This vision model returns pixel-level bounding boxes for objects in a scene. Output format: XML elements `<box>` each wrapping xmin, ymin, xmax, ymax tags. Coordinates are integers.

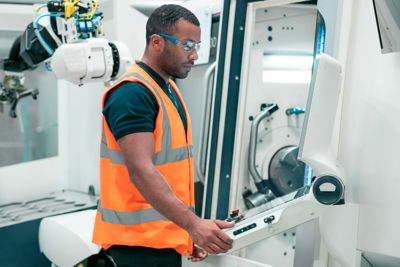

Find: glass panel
<box><xmin>0</xmin><ymin>66</ymin><xmax>58</xmax><ymax>167</ymax></box>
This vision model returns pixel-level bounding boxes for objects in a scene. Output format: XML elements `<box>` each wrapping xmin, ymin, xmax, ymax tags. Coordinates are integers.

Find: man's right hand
<box><xmin>187</xmin><ymin>218</ymin><xmax>234</xmax><ymax>254</ymax></box>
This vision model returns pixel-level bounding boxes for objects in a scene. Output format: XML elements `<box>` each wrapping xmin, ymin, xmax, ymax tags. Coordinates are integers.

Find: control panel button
<box><xmin>233</xmin><ymin>223</ymin><xmax>257</xmax><ymax>236</ymax></box>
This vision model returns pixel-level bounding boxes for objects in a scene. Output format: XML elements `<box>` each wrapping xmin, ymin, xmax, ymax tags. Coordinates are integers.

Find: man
<box><xmin>92</xmin><ymin>4</ymin><xmax>234</xmax><ymax>267</ymax></box>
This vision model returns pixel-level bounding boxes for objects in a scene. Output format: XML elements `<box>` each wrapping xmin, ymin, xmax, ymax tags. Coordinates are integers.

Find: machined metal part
<box><xmin>268</xmin><ymin>145</ymin><xmax>306</xmax><ymax>196</ymax></box>
<box><xmin>244</xmin><ymin>191</ymin><xmax>268</xmax><ymax>209</ymax></box>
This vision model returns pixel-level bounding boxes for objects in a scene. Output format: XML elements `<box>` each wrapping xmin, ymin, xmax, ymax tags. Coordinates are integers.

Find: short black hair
<box><xmin>146</xmin><ymin>4</ymin><xmax>200</xmax><ymax>45</ymax></box>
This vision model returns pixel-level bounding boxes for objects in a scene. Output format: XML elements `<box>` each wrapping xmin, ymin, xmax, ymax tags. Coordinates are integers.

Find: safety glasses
<box><xmin>157</xmin><ymin>32</ymin><xmax>201</xmax><ymax>52</ymax></box>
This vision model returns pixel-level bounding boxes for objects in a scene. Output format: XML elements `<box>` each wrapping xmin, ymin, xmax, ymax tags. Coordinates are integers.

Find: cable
<box><xmin>33</xmin><ymin>13</ymin><xmax>62</xmax><ymax>55</ymax></box>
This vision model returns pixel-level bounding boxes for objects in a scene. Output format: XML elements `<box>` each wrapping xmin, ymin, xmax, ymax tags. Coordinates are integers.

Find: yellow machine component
<box><xmin>79</xmin><ymin>0</ymin><xmax>99</xmax><ymax>20</ymax></box>
<box><xmin>64</xmin><ymin>0</ymin><xmax>80</xmax><ymax>19</ymax></box>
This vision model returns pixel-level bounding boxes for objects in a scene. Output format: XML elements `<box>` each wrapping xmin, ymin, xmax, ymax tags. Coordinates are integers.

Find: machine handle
<box><xmin>248</xmin><ymin>104</ymin><xmax>279</xmax><ymax>185</ymax></box>
<box><xmin>195</xmin><ymin>62</ymin><xmax>217</xmax><ymax>184</ymax></box>
<box><xmin>285</xmin><ymin>107</ymin><xmax>305</xmax><ymax>115</ymax></box>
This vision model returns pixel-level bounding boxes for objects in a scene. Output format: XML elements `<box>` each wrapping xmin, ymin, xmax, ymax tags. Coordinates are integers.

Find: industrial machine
<box><xmin>195</xmin><ymin>0</ymin><xmax>358</xmax><ymax>265</ymax></box>
<box><xmin>223</xmin><ymin>53</ymin><xmax>345</xmax><ymax>254</ymax></box>
<box><xmin>36</xmin><ymin>52</ymin><xmax>343</xmax><ymax>267</ymax></box>
<box><xmin>3</xmin><ymin>0</ymin><xmax>400</xmax><ymax>266</ymax></box>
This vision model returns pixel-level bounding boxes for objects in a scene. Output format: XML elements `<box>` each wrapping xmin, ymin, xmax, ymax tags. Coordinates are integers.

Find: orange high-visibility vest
<box><xmin>92</xmin><ymin>64</ymin><xmax>195</xmax><ymax>255</ymax></box>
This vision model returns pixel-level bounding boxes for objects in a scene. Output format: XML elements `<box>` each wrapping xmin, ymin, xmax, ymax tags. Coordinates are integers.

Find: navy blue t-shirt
<box><xmin>103</xmin><ymin>62</ymin><xmax>187</xmax><ymax>140</ymax></box>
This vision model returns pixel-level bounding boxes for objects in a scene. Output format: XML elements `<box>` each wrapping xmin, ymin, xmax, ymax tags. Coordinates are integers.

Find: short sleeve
<box><xmin>103</xmin><ymin>82</ymin><xmax>159</xmax><ymax>140</ymax></box>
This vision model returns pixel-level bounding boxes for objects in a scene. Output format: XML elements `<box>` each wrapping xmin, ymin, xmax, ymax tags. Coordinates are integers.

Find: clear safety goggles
<box><xmin>157</xmin><ymin>32</ymin><xmax>201</xmax><ymax>52</ymax></box>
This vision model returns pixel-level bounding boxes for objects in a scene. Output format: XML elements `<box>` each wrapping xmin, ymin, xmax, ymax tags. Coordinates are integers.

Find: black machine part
<box><xmin>3</xmin><ymin>22</ymin><xmax>59</xmax><ymax>72</ymax></box>
<box><xmin>108</xmin><ymin>42</ymin><xmax>120</xmax><ymax>78</ymax></box>
<box><xmin>268</xmin><ymin>145</ymin><xmax>306</xmax><ymax>197</ymax></box>
<box><xmin>312</xmin><ymin>175</ymin><xmax>345</xmax><ymax>205</ymax></box>
<box><xmin>3</xmin><ymin>36</ymin><xmax>29</xmax><ymax>72</ymax></box>
<box><xmin>20</xmin><ymin>22</ymin><xmax>58</xmax><ymax>67</ymax></box>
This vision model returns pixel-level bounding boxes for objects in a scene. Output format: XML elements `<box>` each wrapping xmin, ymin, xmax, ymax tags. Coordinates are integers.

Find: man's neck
<box><xmin>141</xmin><ymin>56</ymin><xmax>170</xmax><ymax>83</ymax></box>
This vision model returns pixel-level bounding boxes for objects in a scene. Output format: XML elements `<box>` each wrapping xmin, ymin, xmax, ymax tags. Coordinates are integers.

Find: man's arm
<box><xmin>118</xmin><ymin>132</ymin><xmax>234</xmax><ymax>254</ymax></box>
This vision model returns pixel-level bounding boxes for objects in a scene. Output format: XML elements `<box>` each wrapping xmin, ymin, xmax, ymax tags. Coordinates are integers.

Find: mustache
<box><xmin>185</xmin><ymin>61</ymin><xmax>195</xmax><ymax>65</ymax></box>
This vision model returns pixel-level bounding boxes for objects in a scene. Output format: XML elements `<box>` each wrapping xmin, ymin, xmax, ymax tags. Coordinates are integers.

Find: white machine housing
<box><xmin>51</xmin><ymin>38</ymin><xmax>133</xmax><ymax>85</ymax></box>
<box><xmin>39</xmin><ymin>209</ymin><xmax>100</xmax><ymax>267</ymax></box>
<box><xmin>224</xmin><ymin>53</ymin><xmax>345</xmax><ymax>257</ymax></box>
<box><xmin>298</xmin><ymin>53</ymin><xmax>345</xmax><ymax>205</ymax></box>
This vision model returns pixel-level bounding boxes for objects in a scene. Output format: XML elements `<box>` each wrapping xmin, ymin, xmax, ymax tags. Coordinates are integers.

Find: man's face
<box><xmin>159</xmin><ymin>19</ymin><xmax>201</xmax><ymax>79</ymax></box>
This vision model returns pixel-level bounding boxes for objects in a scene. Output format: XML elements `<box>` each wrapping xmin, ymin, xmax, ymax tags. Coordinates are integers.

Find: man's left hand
<box><xmin>187</xmin><ymin>245</ymin><xmax>208</xmax><ymax>262</ymax></box>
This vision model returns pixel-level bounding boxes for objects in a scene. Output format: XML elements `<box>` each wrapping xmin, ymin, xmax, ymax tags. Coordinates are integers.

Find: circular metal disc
<box><xmin>268</xmin><ymin>146</ymin><xmax>305</xmax><ymax>196</ymax></box>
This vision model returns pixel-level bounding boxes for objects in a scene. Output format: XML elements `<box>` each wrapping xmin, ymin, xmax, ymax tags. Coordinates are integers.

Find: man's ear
<box><xmin>150</xmin><ymin>34</ymin><xmax>164</xmax><ymax>52</ymax></box>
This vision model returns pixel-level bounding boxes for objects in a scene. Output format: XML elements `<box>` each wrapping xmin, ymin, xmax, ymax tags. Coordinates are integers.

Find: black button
<box><xmin>233</xmin><ymin>223</ymin><xmax>257</xmax><ymax>236</ymax></box>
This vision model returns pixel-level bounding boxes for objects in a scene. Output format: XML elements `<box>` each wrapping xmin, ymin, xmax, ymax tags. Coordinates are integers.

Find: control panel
<box><xmin>223</xmin><ymin>187</ymin><xmax>321</xmax><ymax>252</ymax></box>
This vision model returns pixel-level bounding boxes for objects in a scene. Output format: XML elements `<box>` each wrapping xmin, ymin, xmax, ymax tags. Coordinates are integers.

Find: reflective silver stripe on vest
<box><xmin>99</xmin><ymin>205</ymin><xmax>169</xmax><ymax>225</ymax></box>
<box><xmin>101</xmin><ymin>142</ymin><xmax>191</xmax><ymax>166</ymax></box>
<box><xmin>98</xmin><ymin>204</ymin><xmax>196</xmax><ymax>225</ymax></box>
<box><xmin>189</xmin><ymin>145</ymin><xmax>194</xmax><ymax>158</ymax></box>
<box><xmin>100</xmin><ymin>141</ymin><xmax>125</xmax><ymax>165</ymax></box>
<box><xmin>153</xmin><ymin>145</ymin><xmax>193</xmax><ymax>165</ymax></box>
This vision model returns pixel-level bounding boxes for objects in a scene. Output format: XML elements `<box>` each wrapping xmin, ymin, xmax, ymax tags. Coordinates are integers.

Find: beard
<box><xmin>160</xmin><ymin>47</ymin><xmax>194</xmax><ymax>79</ymax></box>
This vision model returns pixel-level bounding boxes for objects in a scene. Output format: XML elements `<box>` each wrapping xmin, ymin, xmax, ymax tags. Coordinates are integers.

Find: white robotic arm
<box><xmin>51</xmin><ymin>38</ymin><xmax>132</xmax><ymax>85</ymax></box>
<box><xmin>25</xmin><ymin>0</ymin><xmax>133</xmax><ymax>85</ymax></box>
<box><xmin>1</xmin><ymin>0</ymin><xmax>133</xmax><ymax>116</ymax></box>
